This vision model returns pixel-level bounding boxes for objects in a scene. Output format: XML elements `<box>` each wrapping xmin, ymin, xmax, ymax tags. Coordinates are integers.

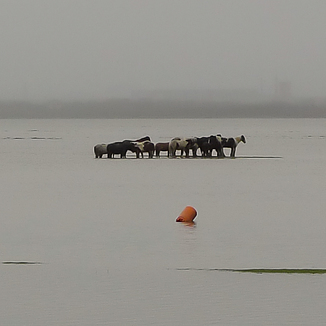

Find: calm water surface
<box><xmin>1</xmin><ymin>118</ymin><xmax>326</xmax><ymax>325</ymax></box>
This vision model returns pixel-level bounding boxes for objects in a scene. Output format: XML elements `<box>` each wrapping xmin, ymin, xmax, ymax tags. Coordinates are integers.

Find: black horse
<box><xmin>196</xmin><ymin>137</ymin><xmax>210</xmax><ymax>157</ymax></box>
<box><xmin>107</xmin><ymin>140</ymin><xmax>139</xmax><ymax>158</ymax></box>
<box><xmin>222</xmin><ymin>135</ymin><xmax>246</xmax><ymax>157</ymax></box>
<box><xmin>209</xmin><ymin>135</ymin><xmax>225</xmax><ymax>157</ymax></box>
<box><xmin>196</xmin><ymin>135</ymin><xmax>224</xmax><ymax>157</ymax></box>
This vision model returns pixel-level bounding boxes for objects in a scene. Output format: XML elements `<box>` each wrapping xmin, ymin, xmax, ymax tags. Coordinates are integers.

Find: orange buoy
<box><xmin>176</xmin><ymin>206</ymin><xmax>197</xmax><ymax>223</ymax></box>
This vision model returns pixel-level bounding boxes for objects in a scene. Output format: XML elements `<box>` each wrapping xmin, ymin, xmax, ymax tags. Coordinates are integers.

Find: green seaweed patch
<box><xmin>176</xmin><ymin>268</ymin><xmax>326</xmax><ymax>274</ymax></box>
<box><xmin>228</xmin><ymin>268</ymin><xmax>326</xmax><ymax>274</ymax></box>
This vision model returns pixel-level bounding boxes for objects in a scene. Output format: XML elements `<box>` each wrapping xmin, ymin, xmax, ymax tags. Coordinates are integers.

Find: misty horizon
<box><xmin>1</xmin><ymin>95</ymin><xmax>325</xmax><ymax>119</ymax></box>
<box><xmin>1</xmin><ymin>1</ymin><xmax>326</xmax><ymax>103</ymax></box>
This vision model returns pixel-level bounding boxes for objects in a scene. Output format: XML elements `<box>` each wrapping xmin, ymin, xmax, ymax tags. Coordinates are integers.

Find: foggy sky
<box><xmin>1</xmin><ymin>0</ymin><xmax>326</xmax><ymax>101</ymax></box>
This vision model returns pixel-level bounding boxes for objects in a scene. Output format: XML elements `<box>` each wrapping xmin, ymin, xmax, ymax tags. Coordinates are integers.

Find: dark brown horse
<box><xmin>135</xmin><ymin>141</ymin><xmax>155</xmax><ymax>158</ymax></box>
<box><xmin>155</xmin><ymin>142</ymin><xmax>169</xmax><ymax>157</ymax></box>
<box><xmin>124</xmin><ymin>136</ymin><xmax>152</xmax><ymax>158</ymax></box>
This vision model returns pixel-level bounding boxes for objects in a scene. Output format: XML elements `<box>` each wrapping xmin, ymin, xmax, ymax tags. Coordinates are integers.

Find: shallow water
<box><xmin>1</xmin><ymin>118</ymin><xmax>326</xmax><ymax>325</ymax></box>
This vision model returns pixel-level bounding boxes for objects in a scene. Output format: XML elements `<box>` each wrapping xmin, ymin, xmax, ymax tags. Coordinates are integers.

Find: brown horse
<box><xmin>155</xmin><ymin>142</ymin><xmax>169</xmax><ymax>157</ymax></box>
<box><xmin>119</xmin><ymin>136</ymin><xmax>152</xmax><ymax>158</ymax></box>
<box><xmin>135</xmin><ymin>141</ymin><xmax>155</xmax><ymax>158</ymax></box>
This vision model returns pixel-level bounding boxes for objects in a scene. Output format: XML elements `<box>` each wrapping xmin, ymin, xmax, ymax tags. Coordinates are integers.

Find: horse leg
<box><xmin>137</xmin><ymin>149</ymin><xmax>144</xmax><ymax>158</ymax></box>
<box><xmin>169</xmin><ymin>144</ymin><xmax>175</xmax><ymax>158</ymax></box>
<box><xmin>231</xmin><ymin>147</ymin><xmax>236</xmax><ymax>157</ymax></box>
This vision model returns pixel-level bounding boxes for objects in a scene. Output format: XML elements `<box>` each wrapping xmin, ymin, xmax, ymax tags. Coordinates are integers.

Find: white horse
<box><xmin>169</xmin><ymin>137</ymin><xmax>198</xmax><ymax>158</ymax></box>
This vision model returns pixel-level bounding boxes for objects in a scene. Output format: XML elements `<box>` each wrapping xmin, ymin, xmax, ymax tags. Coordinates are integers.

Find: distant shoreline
<box><xmin>0</xmin><ymin>99</ymin><xmax>325</xmax><ymax>119</ymax></box>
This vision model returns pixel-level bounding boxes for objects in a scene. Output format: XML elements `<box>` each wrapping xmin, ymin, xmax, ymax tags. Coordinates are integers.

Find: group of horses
<box><xmin>94</xmin><ymin>134</ymin><xmax>246</xmax><ymax>159</ymax></box>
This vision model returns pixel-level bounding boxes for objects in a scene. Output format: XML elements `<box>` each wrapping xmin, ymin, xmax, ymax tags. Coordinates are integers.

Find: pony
<box><xmin>169</xmin><ymin>137</ymin><xmax>198</xmax><ymax>158</ymax></box>
<box><xmin>195</xmin><ymin>135</ymin><xmax>224</xmax><ymax>157</ymax></box>
<box><xmin>196</xmin><ymin>137</ymin><xmax>210</xmax><ymax>157</ymax></box>
<box><xmin>208</xmin><ymin>134</ymin><xmax>225</xmax><ymax>157</ymax></box>
<box><xmin>222</xmin><ymin>135</ymin><xmax>246</xmax><ymax>157</ymax></box>
<box><xmin>135</xmin><ymin>141</ymin><xmax>155</xmax><ymax>158</ymax></box>
<box><xmin>155</xmin><ymin>142</ymin><xmax>169</xmax><ymax>157</ymax></box>
<box><xmin>94</xmin><ymin>144</ymin><xmax>108</xmax><ymax>158</ymax></box>
<box><xmin>123</xmin><ymin>136</ymin><xmax>152</xmax><ymax>158</ymax></box>
<box><xmin>106</xmin><ymin>140</ymin><xmax>140</xmax><ymax>158</ymax></box>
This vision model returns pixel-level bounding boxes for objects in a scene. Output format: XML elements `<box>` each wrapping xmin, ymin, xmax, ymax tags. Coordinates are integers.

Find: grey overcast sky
<box><xmin>0</xmin><ymin>0</ymin><xmax>325</xmax><ymax>100</ymax></box>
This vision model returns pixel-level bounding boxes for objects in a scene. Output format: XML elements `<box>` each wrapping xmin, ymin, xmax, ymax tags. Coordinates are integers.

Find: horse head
<box><xmin>132</xmin><ymin>141</ymin><xmax>144</xmax><ymax>151</ymax></box>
